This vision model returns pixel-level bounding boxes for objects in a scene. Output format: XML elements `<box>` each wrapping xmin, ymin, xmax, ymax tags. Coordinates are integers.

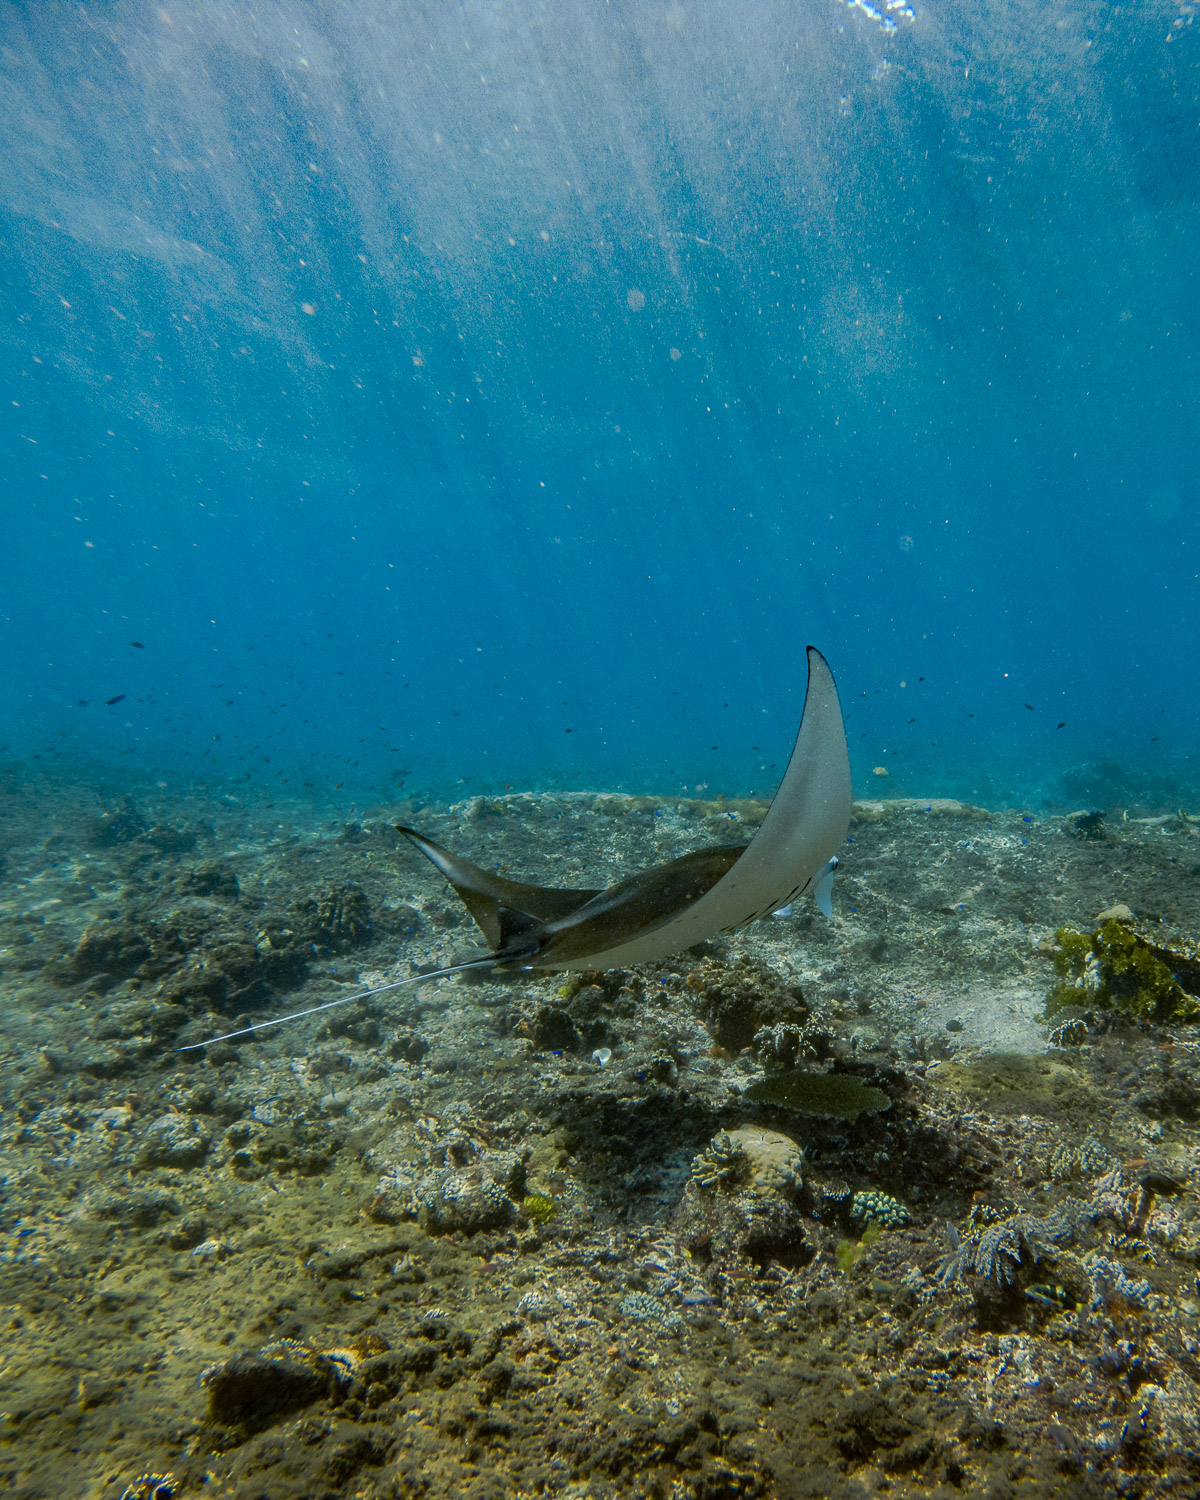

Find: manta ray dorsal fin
<box><xmin>528</xmin><ymin>645</ymin><xmax>851</xmax><ymax>971</ymax></box>
<box><xmin>397</xmin><ymin>826</ymin><xmax>601</xmax><ymax>949</ymax></box>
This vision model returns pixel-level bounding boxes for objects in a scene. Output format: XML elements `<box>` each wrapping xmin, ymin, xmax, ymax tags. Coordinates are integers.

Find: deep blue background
<box><xmin>1</xmin><ymin>1</ymin><xmax>1197</xmax><ymax>805</ymax></box>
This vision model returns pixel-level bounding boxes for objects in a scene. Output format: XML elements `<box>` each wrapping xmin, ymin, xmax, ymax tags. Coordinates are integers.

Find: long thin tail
<box><xmin>175</xmin><ymin>958</ymin><xmax>497</xmax><ymax>1051</ymax></box>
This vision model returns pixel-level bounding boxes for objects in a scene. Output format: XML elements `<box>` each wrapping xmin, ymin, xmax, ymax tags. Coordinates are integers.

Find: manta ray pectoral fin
<box><xmin>397</xmin><ymin>825</ymin><xmax>601</xmax><ymax>949</ymax></box>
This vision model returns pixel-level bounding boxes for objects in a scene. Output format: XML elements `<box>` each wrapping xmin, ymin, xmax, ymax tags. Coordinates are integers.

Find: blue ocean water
<box><xmin>1</xmin><ymin>1</ymin><xmax>1197</xmax><ymax>810</ymax></box>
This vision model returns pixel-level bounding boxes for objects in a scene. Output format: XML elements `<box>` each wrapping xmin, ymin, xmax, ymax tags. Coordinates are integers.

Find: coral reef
<box><xmin>1046</xmin><ymin>1134</ymin><xmax>1114</xmax><ymax>1181</ymax></box>
<box><xmin>682</xmin><ymin>956</ymin><xmax>812</xmax><ymax>1051</ymax></box>
<box><xmin>689</xmin><ymin>1128</ymin><xmax>750</xmax><ymax>1191</ymax></box>
<box><xmin>293</xmin><ymin>882</ymin><xmax>373</xmax><ymax>954</ymax></box>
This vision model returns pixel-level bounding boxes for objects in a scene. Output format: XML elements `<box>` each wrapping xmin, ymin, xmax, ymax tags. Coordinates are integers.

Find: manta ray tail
<box><xmin>175</xmin><ymin>957</ymin><xmax>498</xmax><ymax>1051</ymax></box>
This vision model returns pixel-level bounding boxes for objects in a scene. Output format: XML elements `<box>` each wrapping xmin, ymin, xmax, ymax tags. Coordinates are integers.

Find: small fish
<box><xmin>1024</xmin><ymin>704</ymin><xmax>1034</xmax><ymax>711</ymax></box>
<box><xmin>130</xmin><ymin>641</ymin><xmax>144</xmax><ymax>648</ymax></box>
<box><xmin>1057</xmin><ymin>722</ymin><xmax>1066</xmax><ymax>729</ymax></box>
<box><xmin>104</xmin><ymin>694</ymin><xmax>126</xmax><ymax>706</ymax></box>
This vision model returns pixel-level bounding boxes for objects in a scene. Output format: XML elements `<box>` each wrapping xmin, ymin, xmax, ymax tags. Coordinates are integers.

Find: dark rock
<box><xmin>323</xmin><ymin>1423</ymin><xmax>391</xmax><ymax>1482</ymax></box>
<box><xmin>136</xmin><ymin>1113</ymin><xmax>211</xmax><ymax>1168</ymax></box>
<box><xmin>832</xmin><ymin>1386</ymin><xmax>916</xmax><ymax>1461</ymax></box>
<box><xmin>567</xmin><ymin>984</ymin><xmax>607</xmax><ymax>1021</ymax></box>
<box><xmin>87</xmin><ymin>799</ymin><xmax>147</xmax><ymax>848</ymax></box>
<box><xmin>180</xmin><ymin>862</ymin><xmax>240</xmax><ymax>901</ymax></box>
<box><xmin>163</xmin><ymin>931</ymin><xmax>308</xmax><ymax>1012</ymax></box>
<box><xmin>58</xmin><ymin>921</ymin><xmax>151</xmax><ymax>982</ymax></box>
<box><xmin>744</xmin><ymin>1068</ymin><xmax>891</xmax><ymax>1122</ymax></box>
<box><xmin>77</xmin><ymin>1045</ymin><xmax>137</xmax><ymax>1078</ymax></box>
<box><xmin>378</xmin><ymin>903</ymin><xmax>421</xmax><ymax>937</ymax></box>
<box><xmin>225</xmin><ymin>1119</ymin><xmax>336</xmax><ymax>1178</ymax></box>
<box><xmin>145</xmin><ymin>823</ymin><xmax>198</xmax><ymax>853</ymax></box>
<box><xmin>684</xmin><ymin>956</ymin><xmax>809</xmax><ymax>1051</ymax></box>
<box><xmin>201</xmin><ymin>1342</ymin><xmax>342</xmax><ymax>1430</ymax></box>
<box><xmin>76</xmin><ymin>1373</ymin><xmax>121</xmax><ymax>1410</ymax></box>
<box><xmin>166</xmin><ymin>1214</ymin><xmax>207</xmax><ymax>1249</ymax></box>
<box><xmin>83</xmin><ymin>1186</ymin><xmax>179</xmax><ymax>1228</ymax></box>
<box><xmin>319</xmin><ymin>1005</ymin><xmax>382</xmax><ymax>1046</ymax></box>
<box><xmin>1067</xmin><ymin>810</ymin><xmax>1106</xmax><ymax>841</ymax></box>
<box><xmin>419</xmin><ymin>1152</ymin><xmax>524</xmax><ymax>1234</ymax></box>
<box><xmin>387</xmin><ymin>1030</ymin><xmax>430</xmax><ymax>1064</ymax></box>
<box><xmin>89</xmin><ymin>996</ymin><xmax>185</xmax><ymax>1044</ymax></box>
<box><xmin>529</xmin><ymin>1003</ymin><xmax>580</xmax><ymax>1053</ymax></box>
<box><xmin>294</xmin><ymin>883</ymin><xmax>373</xmax><ymax>953</ymax></box>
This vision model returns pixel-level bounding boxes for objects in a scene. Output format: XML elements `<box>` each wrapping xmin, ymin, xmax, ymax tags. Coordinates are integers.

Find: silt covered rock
<box><xmin>201</xmin><ymin>1340</ymin><xmax>347</xmax><ymax>1431</ymax></box>
<box><xmin>674</xmin><ymin>1125</ymin><xmax>811</xmax><ymax>1264</ymax></box>
<box><xmin>417</xmin><ymin>1150</ymin><xmax>525</xmax><ymax>1235</ymax></box>
<box><xmin>136</xmin><ymin>1113</ymin><xmax>211</xmax><ymax>1169</ymax></box>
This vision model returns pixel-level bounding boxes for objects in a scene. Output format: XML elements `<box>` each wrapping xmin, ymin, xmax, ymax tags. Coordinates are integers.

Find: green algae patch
<box><xmin>1045</xmin><ymin>918</ymin><xmax>1200</xmax><ymax>1023</ymax></box>
<box><xmin>836</xmin><ymin>1222</ymin><xmax>883</xmax><ymax>1274</ymax></box>
<box><xmin>926</xmin><ymin>1052</ymin><xmax>1097</xmax><ymax>1118</ymax></box>
<box><xmin>745</xmin><ymin>1069</ymin><xmax>891</xmax><ymax>1122</ymax></box>
<box><xmin>521</xmin><ymin>1193</ymin><xmax>559</xmax><ymax>1225</ymax></box>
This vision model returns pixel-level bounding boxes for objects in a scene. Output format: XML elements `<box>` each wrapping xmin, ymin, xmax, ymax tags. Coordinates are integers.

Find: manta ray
<box><xmin>182</xmin><ymin>646</ymin><xmax>850</xmax><ymax>1049</ymax></box>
